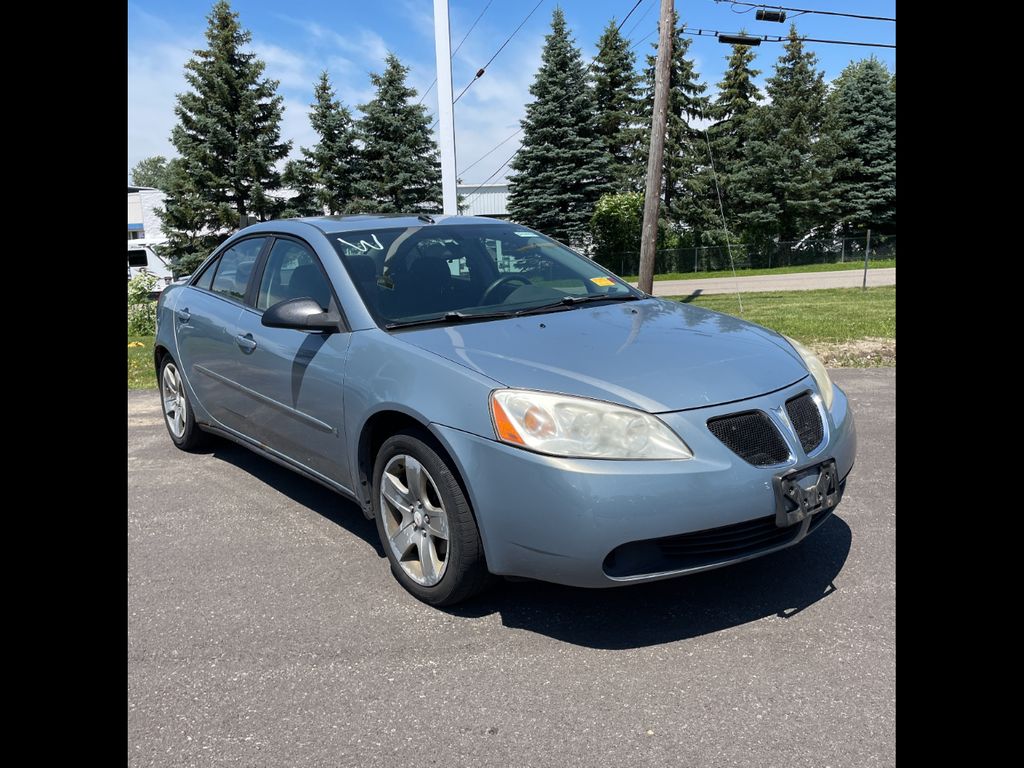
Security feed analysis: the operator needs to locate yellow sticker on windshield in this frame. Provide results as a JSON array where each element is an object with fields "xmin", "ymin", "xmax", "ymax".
[{"xmin": 590, "ymin": 277, "xmax": 615, "ymax": 286}]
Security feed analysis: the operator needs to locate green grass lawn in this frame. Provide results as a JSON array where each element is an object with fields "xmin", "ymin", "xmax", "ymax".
[
  {"xmin": 128, "ymin": 336, "xmax": 156, "ymax": 389},
  {"xmin": 128, "ymin": 285, "xmax": 895, "ymax": 388},
  {"xmin": 678, "ymin": 286, "xmax": 895, "ymax": 342},
  {"xmin": 621, "ymin": 258, "xmax": 895, "ymax": 283},
  {"xmin": 671, "ymin": 286, "xmax": 896, "ymax": 367}
]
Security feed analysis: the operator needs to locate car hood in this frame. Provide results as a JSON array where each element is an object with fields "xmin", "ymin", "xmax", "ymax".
[{"xmin": 394, "ymin": 298, "xmax": 809, "ymax": 413}]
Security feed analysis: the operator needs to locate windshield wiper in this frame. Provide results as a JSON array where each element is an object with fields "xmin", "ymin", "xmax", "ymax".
[
  {"xmin": 385, "ymin": 310, "xmax": 517, "ymax": 330},
  {"xmin": 514, "ymin": 293, "xmax": 642, "ymax": 316},
  {"xmin": 385, "ymin": 294, "xmax": 642, "ymax": 329}
]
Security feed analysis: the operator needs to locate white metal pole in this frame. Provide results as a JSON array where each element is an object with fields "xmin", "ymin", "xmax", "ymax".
[{"xmin": 433, "ymin": 0, "xmax": 458, "ymax": 215}]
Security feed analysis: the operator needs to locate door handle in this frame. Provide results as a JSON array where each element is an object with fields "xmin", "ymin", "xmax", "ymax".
[
  {"xmin": 176, "ymin": 308, "xmax": 191, "ymax": 324},
  {"xmin": 235, "ymin": 333, "xmax": 258, "ymax": 353}
]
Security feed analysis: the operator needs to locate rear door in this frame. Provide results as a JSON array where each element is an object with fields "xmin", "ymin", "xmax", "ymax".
[
  {"xmin": 174, "ymin": 237, "xmax": 269, "ymax": 433},
  {"xmin": 232, "ymin": 236, "xmax": 353, "ymax": 488}
]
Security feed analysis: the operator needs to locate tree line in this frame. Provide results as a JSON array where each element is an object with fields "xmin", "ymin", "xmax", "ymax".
[
  {"xmin": 512, "ymin": 8, "xmax": 895, "ymax": 268},
  {"xmin": 132, "ymin": 2, "xmax": 895, "ymax": 276}
]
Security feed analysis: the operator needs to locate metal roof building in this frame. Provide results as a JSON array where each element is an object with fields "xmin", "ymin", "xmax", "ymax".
[{"xmin": 457, "ymin": 183, "xmax": 509, "ymax": 218}]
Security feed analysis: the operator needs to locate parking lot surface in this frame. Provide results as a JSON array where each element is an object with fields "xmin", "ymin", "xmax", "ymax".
[{"xmin": 128, "ymin": 368, "xmax": 895, "ymax": 767}]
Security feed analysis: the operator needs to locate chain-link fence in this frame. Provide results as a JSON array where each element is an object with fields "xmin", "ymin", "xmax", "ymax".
[{"xmin": 603, "ymin": 234, "xmax": 896, "ymax": 277}]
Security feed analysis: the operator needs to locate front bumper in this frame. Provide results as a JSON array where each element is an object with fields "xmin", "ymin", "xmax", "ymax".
[{"xmin": 433, "ymin": 377, "xmax": 857, "ymax": 588}]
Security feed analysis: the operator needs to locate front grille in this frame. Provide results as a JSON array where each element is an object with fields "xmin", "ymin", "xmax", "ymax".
[
  {"xmin": 655, "ymin": 515, "xmax": 798, "ymax": 563},
  {"xmin": 786, "ymin": 391, "xmax": 824, "ymax": 453},
  {"xmin": 602, "ymin": 475, "xmax": 847, "ymax": 579},
  {"xmin": 603, "ymin": 515, "xmax": 799, "ymax": 577},
  {"xmin": 707, "ymin": 411, "xmax": 790, "ymax": 466}
]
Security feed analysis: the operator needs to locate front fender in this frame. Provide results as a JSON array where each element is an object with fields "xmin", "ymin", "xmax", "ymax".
[{"xmin": 343, "ymin": 327, "xmax": 504, "ymax": 496}]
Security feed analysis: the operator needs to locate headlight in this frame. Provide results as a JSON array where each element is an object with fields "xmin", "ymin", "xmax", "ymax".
[
  {"xmin": 490, "ymin": 390, "xmax": 693, "ymax": 460},
  {"xmin": 783, "ymin": 335, "xmax": 834, "ymax": 410}
]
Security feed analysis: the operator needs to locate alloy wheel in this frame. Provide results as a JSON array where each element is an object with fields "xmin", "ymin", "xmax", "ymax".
[
  {"xmin": 162, "ymin": 362, "xmax": 187, "ymax": 439},
  {"xmin": 379, "ymin": 454, "xmax": 451, "ymax": 586}
]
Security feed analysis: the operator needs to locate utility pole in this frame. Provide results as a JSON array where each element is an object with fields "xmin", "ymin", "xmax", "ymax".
[
  {"xmin": 638, "ymin": 0, "xmax": 674, "ymax": 294},
  {"xmin": 433, "ymin": 0, "xmax": 458, "ymax": 215}
]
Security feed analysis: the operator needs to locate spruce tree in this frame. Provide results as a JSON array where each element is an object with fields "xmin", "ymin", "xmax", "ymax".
[
  {"xmin": 591, "ymin": 19, "xmax": 641, "ymax": 190},
  {"xmin": 158, "ymin": 0, "xmax": 290, "ymax": 273},
  {"xmin": 732, "ymin": 25, "xmax": 828, "ymax": 244},
  {"xmin": 706, "ymin": 39, "xmax": 762, "ymax": 236},
  {"xmin": 825, "ymin": 57, "xmax": 896, "ymax": 234},
  {"xmin": 283, "ymin": 71, "xmax": 361, "ymax": 216},
  {"xmin": 157, "ymin": 159, "xmax": 225, "ymax": 276},
  {"xmin": 357, "ymin": 53, "xmax": 441, "ymax": 213},
  {"xmin": 636, "ymin": 12, "xmax": 715, "ymax": 244},
  {"xmin": 507, "ymin": 8, "xmax": 614, "ymax": 247},
  {"xmin": 130, "ymin": 156, "xmax": 171, "ymax": 190}
]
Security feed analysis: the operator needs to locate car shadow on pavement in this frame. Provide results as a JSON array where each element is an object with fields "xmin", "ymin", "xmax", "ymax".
[
  {"xmin": 208, "ymin": 440, "xmax": 386, "ymax": 558},
  {"xmin": 205, "ymin": 437, "xmax": 851, "ymax": 650},
  {"xmin": 448, "ymin": 516, "xmax": 852, "ymax": 649}
]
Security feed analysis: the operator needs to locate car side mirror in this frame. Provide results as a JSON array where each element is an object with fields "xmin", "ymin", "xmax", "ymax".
[{"xmin": 261, "ymin": 297, "xmax": 341, "ymax": 333}]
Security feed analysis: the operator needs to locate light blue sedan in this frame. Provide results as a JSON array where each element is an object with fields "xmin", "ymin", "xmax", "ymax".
[{"xmin": 154, "ymin": 215, "xmax": 856, "ymax": 606}]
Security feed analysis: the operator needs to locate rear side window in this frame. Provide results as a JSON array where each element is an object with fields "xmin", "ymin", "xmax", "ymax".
[
  {"xmin": 193, "ymin": 258, "xmax": 217, "ymax": 291},
  {"xmin": 210, "ymin": 238, "xmax": 266, "ymax": 302},
  {"xmin": 256, "ymin": 239, "xmax": 332, "ymax": 311}
]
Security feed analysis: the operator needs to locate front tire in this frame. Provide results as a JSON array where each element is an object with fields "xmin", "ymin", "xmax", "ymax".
[
  {"xmin": 373, "ymin": 430, "xmax": 491, "ymax": 606},
  {"xmin": 159, "ymin": 355, "xmax": 207, "ymax": 451}
]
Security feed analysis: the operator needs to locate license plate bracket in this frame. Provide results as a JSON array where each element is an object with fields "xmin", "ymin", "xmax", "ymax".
[{"xmin": 773, "ymin": 459, "xmax": 839, "ymax": 528}]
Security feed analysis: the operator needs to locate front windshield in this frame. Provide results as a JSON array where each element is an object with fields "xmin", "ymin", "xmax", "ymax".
[{"xmin": 329, "ymin": 222, "xmax": 639, "ymax": 327}]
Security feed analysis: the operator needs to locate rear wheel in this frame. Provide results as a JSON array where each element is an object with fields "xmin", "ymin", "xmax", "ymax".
[
  {"xmin": 373, "ymin": 430, "xmax": 491, "ymax": 606},
  {"xmin": 159, "ymin": 355, "xmax": 207, "ymax": 451}
]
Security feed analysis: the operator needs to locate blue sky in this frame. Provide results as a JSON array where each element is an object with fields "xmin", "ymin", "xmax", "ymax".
[{"xmin": 128, "ymin": 0, "xmax": 896, "ymax": 185}]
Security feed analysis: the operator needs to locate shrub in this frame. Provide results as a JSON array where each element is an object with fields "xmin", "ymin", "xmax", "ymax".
[{"xmin": 128, "ymin": 272, "xmax": 158, "ymax": 336}]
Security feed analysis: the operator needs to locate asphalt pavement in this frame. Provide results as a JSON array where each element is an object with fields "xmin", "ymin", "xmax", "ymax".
[
  {"xmin": 128, "ymin": 368, "xmax": 896, "ymax": 767},
  {"xmin": 637, "ymin": 267, "xmax": 897, "ymax": 296}
]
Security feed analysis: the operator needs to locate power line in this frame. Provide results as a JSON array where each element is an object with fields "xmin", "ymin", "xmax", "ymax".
[
  {"xmin": 624, "ymin": 0, "xmax": 656, "ymax": 39},
  {"xmin": 430, "ymin": 0, "xmax": 546, "ymax": 132},
  {"xmin": 451, "ymin": 0, "xmax": 547, "ymax": 106},
  {"xmin": 687, "ymin": 27, "xmax": 895, "ymax": 48},
  {"xmin": 418, "ymin": 0, "xmax": 495, "ymax": 105},
  {"xmin": 714, "ymin": 1, "xmax": 896, "ymax": 23},
  {"xmin": 630, "ymin": 28, "xmax": 658, "ymax": 50},
  {"xmin": 458, "ymin": 126, "xmax": 521, "ymax": 176},
  {"xmin": 460, "ymin": 0, "xmax": 650, "ymax": 199},
  {"xmin": 459, "ymin": 148, "xmax": 519, "ymax": 201}
]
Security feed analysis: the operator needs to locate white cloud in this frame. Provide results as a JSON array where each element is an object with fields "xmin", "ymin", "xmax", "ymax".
[
  {"xmin": 254, "ymin": 43, "xmax": 315, "ymax": 90},
  {"xmin": 127, "ymin": 38, "xmax": 195, "ymax": 179},
  {"xmin": 128, "ymin": 9, "xmax": 544, "ymax": 188}
]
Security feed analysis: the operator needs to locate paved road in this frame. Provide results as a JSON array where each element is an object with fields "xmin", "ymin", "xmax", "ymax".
[
  {"xmin": 636, "ymin": 267, "xmax": 896, "ymax": 296},
  {"xmin": 128, "ymin": 369, "xmax": 895, "ymax": 768}
]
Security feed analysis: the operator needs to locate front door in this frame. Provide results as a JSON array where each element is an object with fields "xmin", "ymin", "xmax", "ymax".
[{"xmin": 232, "ymin": 237, "xmax": 353, "ymax": 489}]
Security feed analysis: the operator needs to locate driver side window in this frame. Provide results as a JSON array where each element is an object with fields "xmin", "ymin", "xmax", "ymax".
[{"xmin": 256, "ymin": 239, "xmax": 333, "ymax": 311}]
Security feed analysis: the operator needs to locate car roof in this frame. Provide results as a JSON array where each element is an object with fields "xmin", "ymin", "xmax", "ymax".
[{"xmin": 279, "ymin": 214, "xmax": 508, "ymax": 235}]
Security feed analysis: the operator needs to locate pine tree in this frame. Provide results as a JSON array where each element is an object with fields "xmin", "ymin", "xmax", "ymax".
[
  {"xmin": 130, "ymin": 156, "xmax": 171, "ymax": 190},
  {"xmin": 636, "ymin": 12, "xmax": 715, "ymax": 244},
  {"xmin": 282, "ymin": 72, "xmax": 361, "ymax": 217},
  {"xmin": 508, "ymin": 8, "xmax": 614, "ymax": 247},
  {"xmin": 591, "ymin": 19, "xmax": 641, "ymax": 190},
  {"xmin": 158, "ymin": 0, "xmax": 290, "ymax": 273},
  {"xmin": 825, "ymin": 57, "xmax": 896, "ymax": 234},
  {"xmin": 156, "ymin": 159, "xmax": 224, "ymax": 276},
  {"xmin": 732, "ymin": 25, "xmax": 828, "ymax": 244},
  {"xmin": 706, "ymin": 39, "xmax": 762, "ymax": 236},
  {"xmin": 357, "ymin": 53, "xmax": 441, "ymax": 213}
]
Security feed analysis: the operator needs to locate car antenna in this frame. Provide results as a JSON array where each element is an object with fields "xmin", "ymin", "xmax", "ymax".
[{"xmin": 417, "ymin": 214, "xmax": 436, "ymax": 224}]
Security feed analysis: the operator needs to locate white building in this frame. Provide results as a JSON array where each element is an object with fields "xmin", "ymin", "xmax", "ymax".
[
  {"xmin": 457, "ymin": 183, "xmax": 509, "ymax": 218},
  {"xmin": 127, "ymin": 186, "xmax": 174, "ymax": 287}
]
